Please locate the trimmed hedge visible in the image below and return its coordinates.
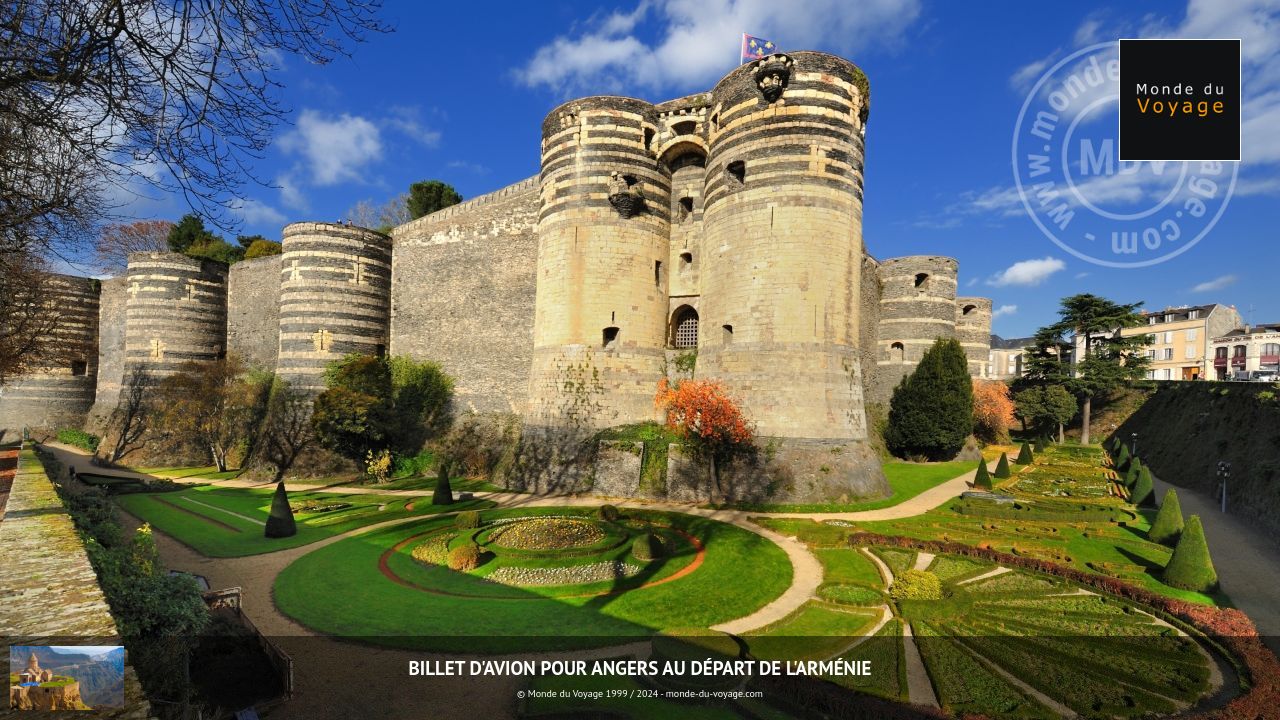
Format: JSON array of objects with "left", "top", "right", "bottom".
[
  {"left": 973, "top": 459, "right": 993, "bottom": 490},
  {"left": 432, "top": 463, "right": 454, "bottom": 506},
  {"left": 1163, "top": 515, "right": 1217, "bottom": 592},
  {"left": 632, "top": 532, "right": 664, "bottom": 561},
  {"left": 993, "top": 452, "right": 1011, "bottom": 479},
  {"left": 447, "top": 543, "right": 482, "bottom": 571},
  {"left": 598, "top": 504, "right": 620, "bottom": 522},
  {"left": 1015, "top": 441, "right": 1034, "bottom": 465},
  {"left": 1149, "top": 489, "right": 1184, "bottom": 546},
  {"left": 1132, "top": 466, "right": 1154, "bottom": 507},
  {"left": 264, "top": 481, "right": 297, "bottom": 538},
  {"left": 455, "top": 510, "right": 481, "bottom": 529},
  {"left": 56, "top": 428, "right": 100, "bottom": 453}
]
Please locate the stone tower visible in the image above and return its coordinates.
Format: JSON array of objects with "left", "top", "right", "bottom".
[
  {"left": 0, "top": 274, "right": 99, "bottom": 432},
  {"left": 123, "top": 253, "right": 228, "bottom": 379},
  {"left": 276, "top": 222, "right": 393, "bottom": 394},
  {"left": 697, "top": 52, "right": 872, "bottom": 441},
  {"left": 956, "top": 297, "right": 993, "bottom": 378},
  {"left": 871, "top": 255, "right": 959, "bottom": 403},
  {"left": 525, "top": 97, "right": 672, "bottom": 429}
]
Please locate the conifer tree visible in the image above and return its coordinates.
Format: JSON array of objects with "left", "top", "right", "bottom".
[
  {"left": 1149, "top": 489, "right": 1184, "bottom": 546},
  {"left": 1115, "top": 443, "right": 1131, "bottom": 471},
  {"left": 1131, "top": 466, "right": 1154, "bottom": 506},
  {"left": 264, "top": 481, "right": 297, "bottom": 538},
  {"left": 994, "top": 452, "right": 1011, "bottom": 479},
  {"left": 973, "top": 459, "right": 993, "bottom": 490},
  {"left": 1016, "top": 441, "right": 1034, "bottom": 465},
  {"left": 1163, "top": 515, "right": 1217, "bottom": 592},
  {"left": 885, "top": 338, "right": 974, "bottom": 460},
  {"left": 1125, "top": 457, "right": 1143, "bottom": 487}
]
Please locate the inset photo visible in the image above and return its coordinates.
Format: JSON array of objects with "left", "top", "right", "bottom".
[{"left": 9, "top": 646, "right": 125, "bottom": 711}]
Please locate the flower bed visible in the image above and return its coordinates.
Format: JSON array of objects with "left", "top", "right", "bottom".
[
  {"left": 486, "top": 517, "right": 607, "bottom": 550},
  {"left": 487, "top": 561, "right": 642, "bottom": 587}
]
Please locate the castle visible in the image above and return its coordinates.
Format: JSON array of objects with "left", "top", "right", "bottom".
[{"left": 0, "top": 52, "right": 991, "bottom": 502}]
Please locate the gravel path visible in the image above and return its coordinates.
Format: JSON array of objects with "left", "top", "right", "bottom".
[{"left": 1151, "top": 473, "right": 1280, "bottom": 654}]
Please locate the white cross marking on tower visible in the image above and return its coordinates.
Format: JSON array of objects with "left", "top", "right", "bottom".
[
  {"left": 149, "top": 338, "right": 166, "bottom": 361},
  {"left": 289, "top": 260, "right": 301, "bottom": 281},
  {"left": 127, "top": 282, "right": 141, "bottom": 298}
]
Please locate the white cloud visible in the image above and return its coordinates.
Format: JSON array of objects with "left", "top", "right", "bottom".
[
  {"left": 987, "top": 257, "right": 1066, "bottom": 287},
  {"left": 275, "top": 173, "right": 308, "bottom": 212},
  {"left": 992, "top": 304, "right": 1018, "bottom": 318},
  {"left": 279, "top": 109, "right": 383, "bottom": 186},
  {"left": 232, "top": 198, "right": 287, "bottom": 226},
  {"left": 1075, "top": 271, "right": 1090, "bottom": 279},
  {"left": 516, "top": 0, "right": 922, "bottom": 94},
  {"left": 383, "top": 105, "right": 442, "bottom": 148},
  {"left": 446, "top": 160, "right": 490, "bottom": 175},
  {"left": 1191, "top": 274, "right": 1237, "bottom": 293}
]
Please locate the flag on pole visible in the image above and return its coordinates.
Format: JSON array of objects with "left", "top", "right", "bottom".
[{"left": 741, "top": 34, "right": 777, "bottom": 64}]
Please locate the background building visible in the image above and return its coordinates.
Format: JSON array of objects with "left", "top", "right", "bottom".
[
  {"left": 1210, "top": 323, "right": 1280, "bottom": 379},
  {"left": 988, "top": 335, "right": 1035, "bottom": 380},
  {"left": 1073, "top": 303, "right": 1243, "bottom": 381}
]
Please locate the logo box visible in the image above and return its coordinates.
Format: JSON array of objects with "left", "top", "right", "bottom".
[{"left": 1119, "top": 39, "right": 1241, "bottom": 161}]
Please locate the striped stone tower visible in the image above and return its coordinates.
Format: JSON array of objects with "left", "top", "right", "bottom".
[
  {"left": 696, "top": 51, "right": 872, "bottom": 440},
  {"left": 0, "top": 274, "right": 100, "bottom": 432},
  {"left": 524, "top": 96, "right": 671, "bottom": 429},
  {"left": 956, "top": 297, "right": 993, "bottom": 378},
  {"left": 873, "top": 255, "right": 959, "bottom": 401},
  {"left": 277, "top": 222, "right": 393, "bottom": 395},
  {"left": 123, "top": 253, "right": 228, "bottom": 379}
]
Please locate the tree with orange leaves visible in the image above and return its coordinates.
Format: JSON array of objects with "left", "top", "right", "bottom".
[
  {"left": 972, "top": 379, "right": 1015, "bottom": 444},
  {"left": 654, "top": 378, "right": 754, "bottom": 488}
]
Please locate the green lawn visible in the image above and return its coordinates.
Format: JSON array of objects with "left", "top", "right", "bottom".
[
  {"left": 115, "top": 485, "right": 492, "bottom": 557},
  {"left": 742, "top": 601, "right": 881, "bottom": 661},
  {"left": 273, "top": 508, "right": 792, "bottom": 652},
  {"left": 755, "top": 444, "right": 1227, "bottom": 606},
  {"left": 712, "top": 461, "right": 973, "bottom": 513}
]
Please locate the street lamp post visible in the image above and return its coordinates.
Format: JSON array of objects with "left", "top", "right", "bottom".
[
  {"left": 1131, "top": 432, "right": 1138, "bottom": 457},
  {"left": 1217, "top": 461, "right": 1231, "bottom": 513}
]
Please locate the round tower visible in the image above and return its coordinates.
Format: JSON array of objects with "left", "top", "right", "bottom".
[
  {"left": 696, "top": 52, "right": 871, "bottom": 440},
  {"left": 871, "top": 255, "right": 959, "bottom": 400},
  {"left": 124, "top": 253, "right": 228, "bottom": 379},
  {"left": 956, "top": 297, "right": 993, "bottom": 378},
  {"left": 277, "top": 222, "right": 392, "bottom": 395},
  {"left": 525, "top": 96, "right": 671, "bottom": 429},
  {"left": 0, "top": 274, "right": 100, "bottom": 431}
]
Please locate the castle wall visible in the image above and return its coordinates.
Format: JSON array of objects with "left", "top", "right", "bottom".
[
  {"left": 390, "top": 178, "right": 540, "bottom": 414},
  {"left": 956, "top": 296, "right": 993, "bottom": 378},
  {"left": 124, "top": 252, "right": 228, "bottom": 379},
  {"left": 870, "top": 255, "right": 959, "bottom": 404},
  {"left": 86, "top": 278, "right": 128, "bottom": 430},
  {"left": 0, "top": 275, "right": 100, "bottom": 434},
  {"left": 277, "top": 223, "right": 392, "bottom": 394},
  {"left": 697, "top": 52, "right": 871, "bottom": 441},
  {"left": 525, "top": 96, "right": 672, "bottom": 429},
  {"left": 227, "top": 254, "right": 283, "bottom": 372}
]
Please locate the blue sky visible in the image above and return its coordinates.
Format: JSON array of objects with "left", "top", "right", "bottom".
[{"left": 99, "top": 0, "right": 1280, "bottom": 338}]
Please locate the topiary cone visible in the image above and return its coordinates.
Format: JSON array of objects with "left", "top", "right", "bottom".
[
  {"left": 1016, "top": 441, "right": 1034, "bottom": 465},
  {"left": 973, "top": 459, "right": 993, "bottom": 490},
  {"left": 1125, "top": 458, "right": 1143, "bottom": 488},
  {"left": 432, "top": 461, "right": 454, "bottom": 505},
  {"left": 1163, "top": 515, "right": 1217, "bottom": 592},
  {"left": 264, "top": 481, "right": 297, "bottom": 538},
  {"left": 1115, "top": 443, "right": 1131, "bottom": 471},
  {"left": 1149, "top": 489, "right": 1184, "bottom": 546},
  {"left": 993, "top": 452, "right": 1011, "bottom": 479},
  {"left": 1131, "top": 466, "right": 1155, "bottom": 507}
]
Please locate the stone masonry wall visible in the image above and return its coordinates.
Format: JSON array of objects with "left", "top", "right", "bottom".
[
  {"left": 86, "top": 278, "right": 127, "bottom": 432},
  {"left": 0, "top": 447, "right": 153, "bottom": 719},
  {"left": 390, "top": 178, "right": 539, "bottom": 414},
  {"left": 0, "top": 275, "right": 100, "bottom": 434},
  {"left": 227, "top": 254, "right": 282, "bottom": 372}
]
